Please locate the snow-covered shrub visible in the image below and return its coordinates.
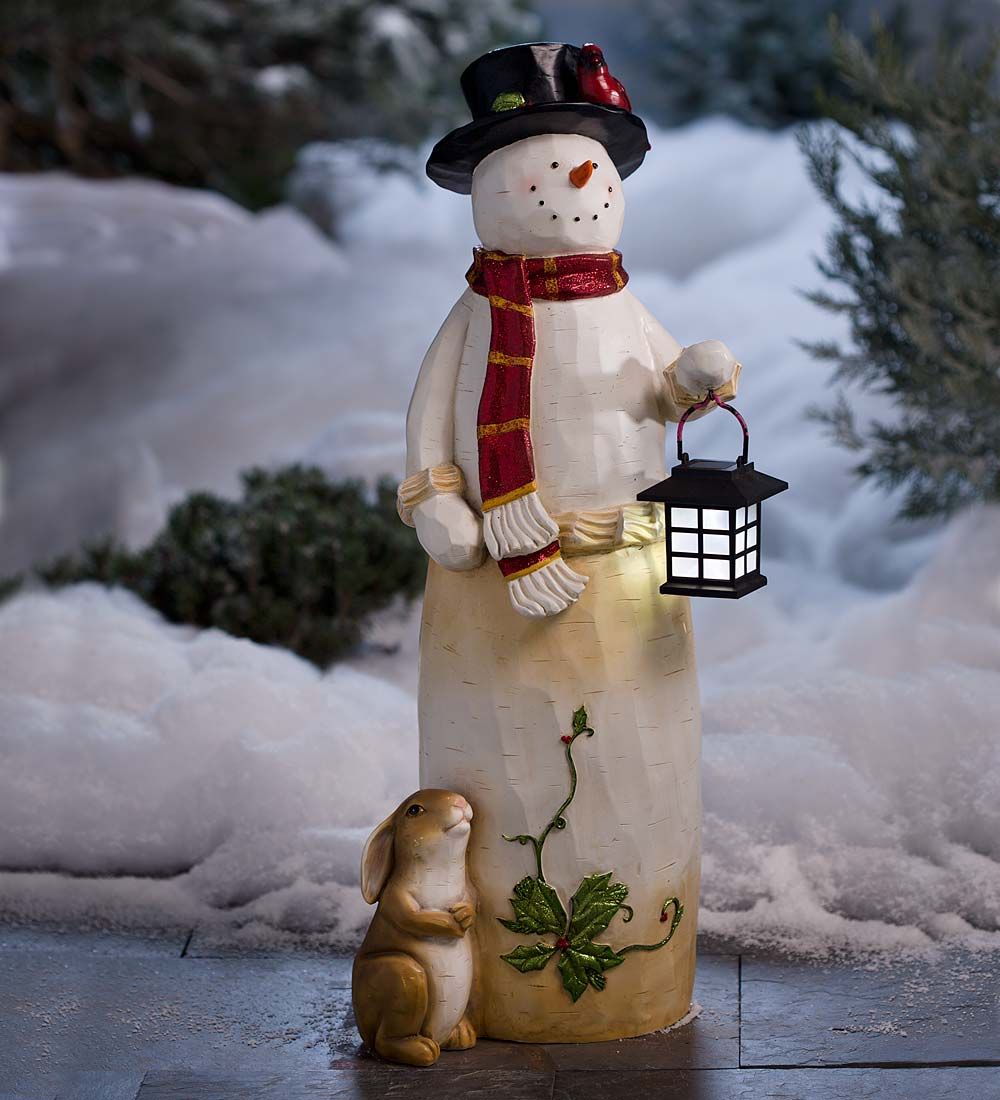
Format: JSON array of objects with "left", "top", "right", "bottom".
[
  {"left": 286, "top": 139, "right": 419, "bottom": 239},
  {"left": 31, "top": 466, "right": 426, "bottom": 667},
  {"left": 802, "top": 28, "right": 1000, "bottom": 517},
  {"left": 0, "top": 576, "right": 21, "bottom": 603},
  {"left": 0, "top": 0, "right": 538, "bottom": 208}
]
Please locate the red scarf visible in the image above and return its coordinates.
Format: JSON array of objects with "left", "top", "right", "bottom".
[{"left": 465, "top": 248, "right": 628, "bottom": 579}]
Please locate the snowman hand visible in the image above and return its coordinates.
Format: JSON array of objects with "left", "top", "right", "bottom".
[
  {"left": 668, "top": 340, "right": 741, "bottom": 405},
  {"left": 412, "top": 494, "right": 486, "bottom": 572}
]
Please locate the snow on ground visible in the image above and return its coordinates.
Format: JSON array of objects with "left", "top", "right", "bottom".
[
  {"left": 0, "top": 119, "right": 997, "bottom": 952},
  {"left": 0, "top": 583, "right": 416, "bottom": 946}
]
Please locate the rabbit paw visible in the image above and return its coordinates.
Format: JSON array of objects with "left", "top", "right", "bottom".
[
  {"left": 442, "top": 1016, "right": 477, "bottom": 1051},
  {"left": 450, "top": 901, "right": 476, "bottom": 932},
  {"left": 375, "top": 1034, "right": 440, "bottom": 1067}
]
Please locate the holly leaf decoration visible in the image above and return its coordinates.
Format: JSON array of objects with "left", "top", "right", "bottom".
[
  {"left": 579, "top": 942, "right": 626, "bottom": 992},
  {"left": 497, "top": 708, "right": 683, "bottom": 1004},
  {"left": 499, "top": 876, "right": 567, "bottom": 936},
  {"left": 568, "top": 872, "right": 630, "bottom": 943},
  {"left": 557, "top": 940, "right": 625, "bottom": 1001},
  {"left": 501, "top": 942, "right": 557, "bottom": 973}
]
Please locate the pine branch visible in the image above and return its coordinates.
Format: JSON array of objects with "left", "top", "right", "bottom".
[{"left": 803, "top": 22, "right": 1000, "bottom": 517}]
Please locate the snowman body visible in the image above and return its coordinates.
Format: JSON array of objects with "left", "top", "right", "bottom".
[
  {"left": 454, "top": 289, "right": 677, "bottom": 516},
  {"left": 408, "top": 132, "right": 736, "bottom": 1042}
]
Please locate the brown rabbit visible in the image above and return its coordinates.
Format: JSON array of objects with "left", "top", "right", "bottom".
[{"left": 352, "top": 789, "right": 476, "bottom": 1067}]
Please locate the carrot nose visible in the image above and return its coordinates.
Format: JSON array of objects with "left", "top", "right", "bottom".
[{"left": 569, "top": 159, "right": 594, "bottom": 188}]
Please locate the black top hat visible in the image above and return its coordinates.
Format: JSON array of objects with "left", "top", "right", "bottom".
[{"left": 426, "top": 42, "right": 649, "bottom": 194}]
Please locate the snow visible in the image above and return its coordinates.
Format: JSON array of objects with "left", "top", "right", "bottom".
[
  {"left": 0, "top": 118, "right": 997, "bottom": 953},
  {"left": 0, "top": 583, "right": 416, "bottom": 945}
]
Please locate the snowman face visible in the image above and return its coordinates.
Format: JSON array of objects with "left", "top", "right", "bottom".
[{"left": 471, "top": 133, "right": 625, "bottom": 256}]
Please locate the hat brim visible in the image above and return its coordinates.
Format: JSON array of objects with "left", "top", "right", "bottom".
[{"left": 426, "top": 101, "right": 649, "bottom": 194}]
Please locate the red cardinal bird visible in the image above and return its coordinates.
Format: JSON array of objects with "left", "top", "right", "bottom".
[{"left": 578, "top": 43, "right": 632, "bottom": 111}]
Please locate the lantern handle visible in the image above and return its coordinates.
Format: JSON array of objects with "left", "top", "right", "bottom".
[{"left": 676, "top": 391, "right": 750, "bottom": 466}]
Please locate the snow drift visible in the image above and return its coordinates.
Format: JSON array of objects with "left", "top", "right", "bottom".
[
  {"left": 0, "top": 119, "right": 997, "bottom": 952},
  {"left": 0, "top": 583, "right": 416, "bottom": 945}
]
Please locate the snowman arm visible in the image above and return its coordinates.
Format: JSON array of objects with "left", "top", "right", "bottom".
[
  {"left": 640, "top": 310, "right": 740, "bottom": 423},
  {"left": 405, "top": 289, "right": 475, "bottom": 475},
  {"left": 639, "top": 309, "right": 702, "bottom": 424}
]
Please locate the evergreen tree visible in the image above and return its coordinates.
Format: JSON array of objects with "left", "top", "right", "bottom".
[
  {"left": 643, "top": 0, "right": 914, "bottom": 128},
  {"left": 18, "top": 466, "right": 427, "bottom": 667},
  {"left": 0, "top": 0, "right": 536, "bottom": 208},
  {"left": 801, "top": 26, "right": 1000, "bottom": 517}
]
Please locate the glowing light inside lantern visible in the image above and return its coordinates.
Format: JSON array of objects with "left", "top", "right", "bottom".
[{"left": 666, "top": 504, "right": 763, "bottom": 587}]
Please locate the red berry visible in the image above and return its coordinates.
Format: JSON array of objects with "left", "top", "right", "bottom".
[
  {"left": 560, "top": 735, "right": 572, "bottom": 744},
  {"left": 659, "top": 912, "right": 669, "bottom": 922},
  {"left": 556, "top": 936, "right": 570, "bottom": 950}
]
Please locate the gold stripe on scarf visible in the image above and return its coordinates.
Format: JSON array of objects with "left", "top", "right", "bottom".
[
  {"left": 503, "top": 548, "right": 562, "bottom": 581},
  {"left": 543, "top": 256, "right": 558, "bottom": 297},
  {"left": 487, "top": 295, "right": 534, "bottom": 315},
  {"left": 482, "top": 481, "right": 537, "bottom": 512},
  {"left": 487, "top": 350, "right": 533, "bottom": 367},
  {"left": 478, "top": 417, "right": 531, "bottom": 439}
]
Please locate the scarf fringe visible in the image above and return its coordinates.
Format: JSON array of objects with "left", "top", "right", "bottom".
[
  {"left": 508, "top": 556, "right": 588, "bottom": 619},
  {"left": 483, "top": 490, "right": 560, "bottom": 559}
]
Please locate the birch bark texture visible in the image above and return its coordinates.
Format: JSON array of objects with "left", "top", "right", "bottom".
[
  {"left": 405, "top": 132, "right": 739, "bottom": 1041},
  {"left": 419, "top": 546, "right": 701, "bottom": 1041}
]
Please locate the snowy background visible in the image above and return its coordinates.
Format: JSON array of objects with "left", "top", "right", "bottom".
[{"left": 1, "top": 118, "right": 997, "bottom": 955}]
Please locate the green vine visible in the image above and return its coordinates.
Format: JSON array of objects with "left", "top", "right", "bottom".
[{"left": 498, "top": 705, "right": 685, "bottom": 1002}]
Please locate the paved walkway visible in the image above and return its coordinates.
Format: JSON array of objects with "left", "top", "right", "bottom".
[{"left": 1, "top": 925, "right": 997, "bottom": 1099}]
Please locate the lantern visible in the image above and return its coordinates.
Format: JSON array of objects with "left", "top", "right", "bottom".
[{"left": 637, "top": 392, "right": 788, "bottom": 599}]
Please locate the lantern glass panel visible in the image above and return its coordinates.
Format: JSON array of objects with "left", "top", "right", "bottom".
[
  {"left": 672, "top": 507, "right": 698, "bottom": 528},
  {"left": 672, "top": 531, "right": 698, "bottom": 553},
  {"left": 735, "top": 530, "right": 746, "bottom": 553},
  {"left": 671, "top": 556, "right": 698, "bottom": 578},
  {"left": 735, "top": 555, "right": 746, "bottom": 578},
  {"left": 736, "top": 507, "right": 747, "bottom": 527},
  {"left": 748, "top": 504, "right": 758, "bottom": 521},
  {"left": 703, "top": 558, "right": 731, "bottom": 581},
  {"left": 747, "top": 550, "right": 758, "bottom": 571},
  {"left": 703, "top": 508, "right": 730, "bottom": 531},
  {"left": 703, "top": 533, "right": 729, "bottom": 554},
  {"left": 747, "top": 525, "right": 758, "bottom": 548}
]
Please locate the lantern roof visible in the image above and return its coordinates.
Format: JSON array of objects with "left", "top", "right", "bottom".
[{"left": 637, "top": 460, "right": 788, "bottom": 509}]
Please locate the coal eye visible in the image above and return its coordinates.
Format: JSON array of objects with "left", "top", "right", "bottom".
[
  {"left": 530, "top": 185, "right": 536, "bottom": 191},
  {"left": 592, "top": 162, "right": 598, "bottom": 169},
  {"left": 406, "top": 804, "right": 424, "bottom": 817},
  {"left": 551, "top": 161, "right": 559, "bottom": 168}
]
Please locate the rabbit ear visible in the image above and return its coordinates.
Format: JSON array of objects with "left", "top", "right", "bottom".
[{"left": 360, "top": 811, "right": 395, "bottom": 903}]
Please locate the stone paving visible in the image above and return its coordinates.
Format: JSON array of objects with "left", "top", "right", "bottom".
[{"left": 0, "top": 925, "right": 997, "bottom": 1099}]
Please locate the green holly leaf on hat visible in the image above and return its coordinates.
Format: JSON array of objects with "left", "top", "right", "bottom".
[{"left": 491, "top": 91, "right": 526, "bottom": 112}]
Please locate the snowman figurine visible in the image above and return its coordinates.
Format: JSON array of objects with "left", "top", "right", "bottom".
[{"left": 397, "top": 43, "right": 740, "bottom": 1044}]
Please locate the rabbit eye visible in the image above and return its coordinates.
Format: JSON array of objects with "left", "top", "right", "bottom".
[{"left": 406, "top": 804, "right": 424, "bottom": 817}]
